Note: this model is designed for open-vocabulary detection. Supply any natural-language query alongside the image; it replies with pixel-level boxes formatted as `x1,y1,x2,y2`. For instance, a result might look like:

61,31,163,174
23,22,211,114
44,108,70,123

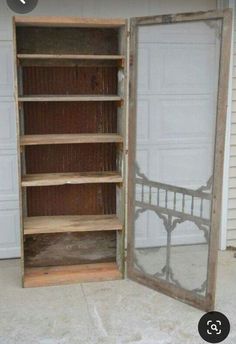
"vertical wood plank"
207,8,233,310
116,21,128,276
13,17,24,286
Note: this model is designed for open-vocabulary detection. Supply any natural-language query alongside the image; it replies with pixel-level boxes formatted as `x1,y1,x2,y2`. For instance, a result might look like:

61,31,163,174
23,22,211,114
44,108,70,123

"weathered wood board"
24,231,116,267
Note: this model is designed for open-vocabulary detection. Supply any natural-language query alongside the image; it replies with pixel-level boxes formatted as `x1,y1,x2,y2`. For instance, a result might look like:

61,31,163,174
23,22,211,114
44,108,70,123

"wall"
0,0,217,258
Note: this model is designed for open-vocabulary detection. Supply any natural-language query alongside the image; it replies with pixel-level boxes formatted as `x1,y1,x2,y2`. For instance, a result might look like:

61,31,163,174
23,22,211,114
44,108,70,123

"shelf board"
24,214,123,235
24,262,122,287
20,133,123,146
17,53,125,60
14,16,126,28
18,95,122,102
21,171,123,187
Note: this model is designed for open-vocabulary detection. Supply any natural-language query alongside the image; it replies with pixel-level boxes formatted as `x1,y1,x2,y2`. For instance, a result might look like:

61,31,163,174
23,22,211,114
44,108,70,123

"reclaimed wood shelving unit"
14,16,127,287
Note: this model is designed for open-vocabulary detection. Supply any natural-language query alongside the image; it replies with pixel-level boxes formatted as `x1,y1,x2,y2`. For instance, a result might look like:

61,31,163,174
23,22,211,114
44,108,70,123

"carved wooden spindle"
165,189,168,208
200,198,203,217
182,194,185,212
174,192,176,210
191,196,194,215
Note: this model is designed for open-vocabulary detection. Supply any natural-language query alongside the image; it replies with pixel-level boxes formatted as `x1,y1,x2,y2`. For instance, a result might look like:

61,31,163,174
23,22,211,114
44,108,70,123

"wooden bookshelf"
14,17,127,288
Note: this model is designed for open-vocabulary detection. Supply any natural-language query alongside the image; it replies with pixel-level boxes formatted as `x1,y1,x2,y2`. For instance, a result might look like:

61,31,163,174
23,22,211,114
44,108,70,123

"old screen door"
127,10,232,310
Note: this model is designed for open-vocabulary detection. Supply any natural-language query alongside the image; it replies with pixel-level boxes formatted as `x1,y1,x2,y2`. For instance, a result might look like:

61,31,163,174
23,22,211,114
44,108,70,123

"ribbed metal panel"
22,66,117,95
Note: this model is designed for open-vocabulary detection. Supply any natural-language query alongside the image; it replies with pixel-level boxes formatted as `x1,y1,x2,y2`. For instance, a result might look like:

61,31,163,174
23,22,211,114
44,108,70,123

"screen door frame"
127,9,232,311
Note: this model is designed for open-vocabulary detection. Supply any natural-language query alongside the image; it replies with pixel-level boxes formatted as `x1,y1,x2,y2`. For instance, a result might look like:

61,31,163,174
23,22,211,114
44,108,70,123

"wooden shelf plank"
15,16,126,28
24,215,123,235
18,95,122,102
21,171,123,187
24,262,122,287
18,54,125,60
20,133,123,146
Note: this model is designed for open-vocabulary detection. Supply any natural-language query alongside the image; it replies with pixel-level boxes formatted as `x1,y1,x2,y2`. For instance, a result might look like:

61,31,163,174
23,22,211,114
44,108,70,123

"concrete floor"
0,251,235,344
135,244,208,293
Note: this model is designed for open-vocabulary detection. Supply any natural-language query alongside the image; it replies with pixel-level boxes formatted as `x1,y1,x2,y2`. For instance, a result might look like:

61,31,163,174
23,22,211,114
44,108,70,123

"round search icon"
211,324,218,332
6,0,38,14
198,311,230,343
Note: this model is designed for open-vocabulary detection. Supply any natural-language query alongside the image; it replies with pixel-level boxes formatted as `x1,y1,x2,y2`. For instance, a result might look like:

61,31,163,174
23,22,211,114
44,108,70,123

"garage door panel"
0,202,20,259
0,150,19,201
0,42,14,97
138,40,219,95
0,102,16,150
138,21,218,44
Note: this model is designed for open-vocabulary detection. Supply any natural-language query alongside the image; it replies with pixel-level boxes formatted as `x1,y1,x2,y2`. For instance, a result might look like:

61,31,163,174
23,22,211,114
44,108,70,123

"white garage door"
135,20,220,248
0,29,20,258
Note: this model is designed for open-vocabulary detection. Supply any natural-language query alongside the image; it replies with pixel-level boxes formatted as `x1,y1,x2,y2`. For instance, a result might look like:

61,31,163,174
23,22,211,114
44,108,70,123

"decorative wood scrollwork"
134,163,211,294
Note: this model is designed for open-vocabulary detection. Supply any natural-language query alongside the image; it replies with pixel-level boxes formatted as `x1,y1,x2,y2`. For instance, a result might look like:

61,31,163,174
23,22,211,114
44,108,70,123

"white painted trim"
220,0,234,250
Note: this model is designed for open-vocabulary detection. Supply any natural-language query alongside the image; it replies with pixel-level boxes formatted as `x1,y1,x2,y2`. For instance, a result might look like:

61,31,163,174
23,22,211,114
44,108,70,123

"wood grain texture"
15,16,126,27
24,215,123,235
127,16,138,293
133,9,229,26
13,17,25,284
20,134,123,145
18,54,125,60
22,171,122,187
24,262,122,288
115,24,128,276
18,95,122,102
207,9,233,311
24,231,116,267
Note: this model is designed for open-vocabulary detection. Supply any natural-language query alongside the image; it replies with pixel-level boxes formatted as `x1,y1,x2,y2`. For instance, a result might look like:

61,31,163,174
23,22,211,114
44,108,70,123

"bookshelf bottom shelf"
24,262,122,287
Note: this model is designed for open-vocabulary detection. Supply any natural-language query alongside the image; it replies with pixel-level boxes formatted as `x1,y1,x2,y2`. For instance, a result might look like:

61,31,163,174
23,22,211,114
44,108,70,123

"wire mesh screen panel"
128,11,232,310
